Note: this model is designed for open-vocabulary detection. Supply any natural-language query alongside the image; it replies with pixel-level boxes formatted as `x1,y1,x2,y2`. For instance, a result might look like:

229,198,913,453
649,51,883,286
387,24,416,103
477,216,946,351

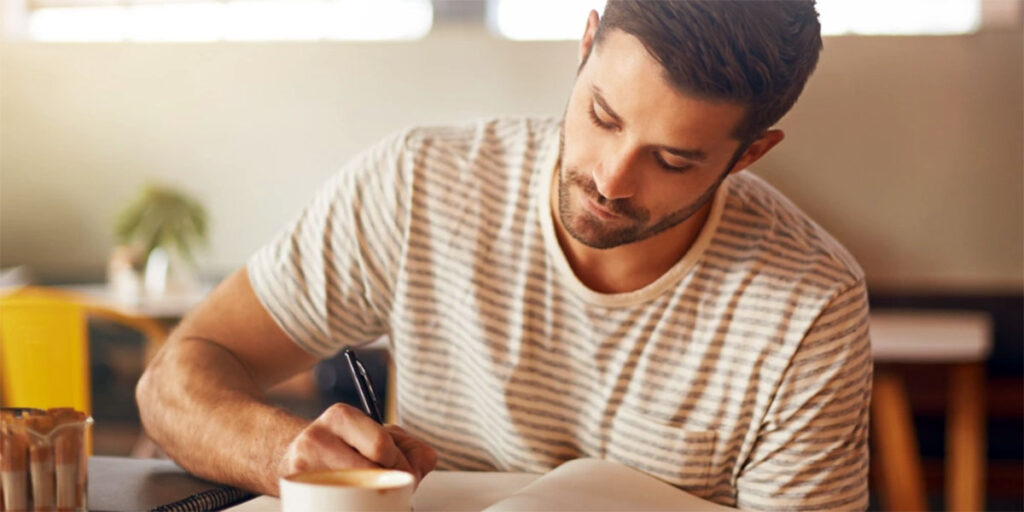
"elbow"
135,348,170,443
135,364,155,422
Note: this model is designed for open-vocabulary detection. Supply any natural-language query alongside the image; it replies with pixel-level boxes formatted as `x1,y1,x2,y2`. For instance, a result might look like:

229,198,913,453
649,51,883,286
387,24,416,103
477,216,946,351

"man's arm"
136,268,436,496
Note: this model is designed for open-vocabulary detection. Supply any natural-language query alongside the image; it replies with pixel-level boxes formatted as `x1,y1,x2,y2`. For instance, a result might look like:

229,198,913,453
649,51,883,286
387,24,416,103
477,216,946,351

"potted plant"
113,185,208,297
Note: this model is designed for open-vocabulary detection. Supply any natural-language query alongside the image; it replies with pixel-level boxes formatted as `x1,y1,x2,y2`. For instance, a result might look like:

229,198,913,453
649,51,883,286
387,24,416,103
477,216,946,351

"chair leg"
872,369,928,511
946,362,985,511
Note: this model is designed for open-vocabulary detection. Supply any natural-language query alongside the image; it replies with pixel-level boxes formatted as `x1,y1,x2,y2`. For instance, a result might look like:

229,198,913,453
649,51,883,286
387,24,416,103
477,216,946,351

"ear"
729,129,785,174
579,10,601,65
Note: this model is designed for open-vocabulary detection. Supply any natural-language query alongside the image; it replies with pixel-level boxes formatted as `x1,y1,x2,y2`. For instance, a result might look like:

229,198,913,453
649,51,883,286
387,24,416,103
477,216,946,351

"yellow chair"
0,286,168,451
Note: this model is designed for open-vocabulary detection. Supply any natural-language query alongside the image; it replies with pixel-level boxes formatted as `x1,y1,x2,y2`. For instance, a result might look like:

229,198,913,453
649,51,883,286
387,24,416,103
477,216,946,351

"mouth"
581,194,621,220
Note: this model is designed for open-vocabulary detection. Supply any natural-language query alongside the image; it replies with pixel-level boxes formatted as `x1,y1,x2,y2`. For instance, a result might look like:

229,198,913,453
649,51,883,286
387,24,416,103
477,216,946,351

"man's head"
558,0,821,250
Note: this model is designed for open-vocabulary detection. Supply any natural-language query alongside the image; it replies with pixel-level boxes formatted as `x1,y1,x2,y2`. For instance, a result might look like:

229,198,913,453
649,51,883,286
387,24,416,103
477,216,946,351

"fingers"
318,404,416,476
277,403,416,483
277,420,380,481
283,423,380,473
385,424,438,482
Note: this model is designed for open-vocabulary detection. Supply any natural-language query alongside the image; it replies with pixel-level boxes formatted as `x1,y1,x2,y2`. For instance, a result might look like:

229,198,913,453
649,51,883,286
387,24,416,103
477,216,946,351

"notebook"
482,458,732,511
89,456,254,512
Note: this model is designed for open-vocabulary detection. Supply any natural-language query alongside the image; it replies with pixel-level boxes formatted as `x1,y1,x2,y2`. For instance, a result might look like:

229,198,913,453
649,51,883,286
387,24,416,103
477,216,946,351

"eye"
587,103,615,130
654,152,693,173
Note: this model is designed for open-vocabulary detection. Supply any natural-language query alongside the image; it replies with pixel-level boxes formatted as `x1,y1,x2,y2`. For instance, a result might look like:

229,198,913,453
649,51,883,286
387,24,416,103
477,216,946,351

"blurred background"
0,0,1021,510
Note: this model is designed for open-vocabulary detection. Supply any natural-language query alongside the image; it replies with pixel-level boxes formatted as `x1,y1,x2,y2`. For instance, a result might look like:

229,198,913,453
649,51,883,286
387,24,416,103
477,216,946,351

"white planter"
143,247,199,297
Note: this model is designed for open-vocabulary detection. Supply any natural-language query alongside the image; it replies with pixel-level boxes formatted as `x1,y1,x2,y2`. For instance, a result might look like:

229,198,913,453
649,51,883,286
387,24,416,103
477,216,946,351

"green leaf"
114,184,209,262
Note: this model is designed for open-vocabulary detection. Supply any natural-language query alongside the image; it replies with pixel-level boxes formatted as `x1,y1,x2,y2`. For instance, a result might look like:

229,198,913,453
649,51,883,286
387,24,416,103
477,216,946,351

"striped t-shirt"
249,117,871,510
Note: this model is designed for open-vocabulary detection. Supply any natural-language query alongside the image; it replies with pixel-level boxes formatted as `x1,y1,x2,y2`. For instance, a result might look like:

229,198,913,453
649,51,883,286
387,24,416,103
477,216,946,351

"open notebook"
227,457,733,511
481,458,732,512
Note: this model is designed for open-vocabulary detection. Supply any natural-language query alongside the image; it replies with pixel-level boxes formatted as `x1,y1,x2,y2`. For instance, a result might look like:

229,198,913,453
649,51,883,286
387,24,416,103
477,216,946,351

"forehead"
586,30,746,146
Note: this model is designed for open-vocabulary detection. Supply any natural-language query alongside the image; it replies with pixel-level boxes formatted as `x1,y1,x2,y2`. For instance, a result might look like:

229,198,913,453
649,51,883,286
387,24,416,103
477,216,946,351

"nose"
593,146,639,200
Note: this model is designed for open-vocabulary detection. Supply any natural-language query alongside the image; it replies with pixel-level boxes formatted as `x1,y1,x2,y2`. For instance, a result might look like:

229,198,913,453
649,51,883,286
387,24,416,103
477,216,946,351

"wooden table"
57,283,213,319
87,456,540,511
87,456,732,511
870,310,992,511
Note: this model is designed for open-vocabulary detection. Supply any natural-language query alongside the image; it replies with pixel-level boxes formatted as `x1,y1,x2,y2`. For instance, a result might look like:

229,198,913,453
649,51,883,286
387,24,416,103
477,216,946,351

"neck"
549,170,713,295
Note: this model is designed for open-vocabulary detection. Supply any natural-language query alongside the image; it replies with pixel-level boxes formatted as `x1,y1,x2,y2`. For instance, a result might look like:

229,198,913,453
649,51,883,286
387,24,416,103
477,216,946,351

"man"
137,1,871,509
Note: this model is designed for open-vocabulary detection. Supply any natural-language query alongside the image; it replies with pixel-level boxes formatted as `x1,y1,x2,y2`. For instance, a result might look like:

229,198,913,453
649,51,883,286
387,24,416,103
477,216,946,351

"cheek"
562,113,601,172
647,173,717,211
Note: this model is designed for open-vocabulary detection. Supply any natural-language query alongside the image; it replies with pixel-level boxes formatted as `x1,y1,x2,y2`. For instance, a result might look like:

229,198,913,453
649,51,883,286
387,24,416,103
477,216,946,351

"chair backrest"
0,286,169,414
0,287,92,414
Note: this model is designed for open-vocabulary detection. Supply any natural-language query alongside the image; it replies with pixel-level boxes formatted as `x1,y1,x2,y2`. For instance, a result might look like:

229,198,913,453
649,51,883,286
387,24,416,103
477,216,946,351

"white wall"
1,26,1021,293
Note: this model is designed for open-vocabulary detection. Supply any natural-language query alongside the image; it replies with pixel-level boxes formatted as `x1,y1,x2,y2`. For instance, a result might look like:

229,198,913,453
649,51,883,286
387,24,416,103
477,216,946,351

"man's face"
558,29,749,250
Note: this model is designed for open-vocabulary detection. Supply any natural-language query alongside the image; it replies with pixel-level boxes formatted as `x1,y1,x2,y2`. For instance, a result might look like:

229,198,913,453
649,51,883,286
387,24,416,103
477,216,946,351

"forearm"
136,336,307,495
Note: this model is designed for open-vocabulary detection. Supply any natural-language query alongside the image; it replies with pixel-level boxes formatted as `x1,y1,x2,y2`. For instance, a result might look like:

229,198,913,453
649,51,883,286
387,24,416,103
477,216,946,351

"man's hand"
278,403,438,484
137,269,437,496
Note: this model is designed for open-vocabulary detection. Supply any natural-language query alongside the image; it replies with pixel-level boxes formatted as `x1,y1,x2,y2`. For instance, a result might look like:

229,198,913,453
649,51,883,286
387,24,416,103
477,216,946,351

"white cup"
280,469,415,512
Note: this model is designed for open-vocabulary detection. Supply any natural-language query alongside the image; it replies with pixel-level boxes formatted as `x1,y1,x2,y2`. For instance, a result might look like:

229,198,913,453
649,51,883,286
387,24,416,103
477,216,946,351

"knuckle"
367,430,390,460
323,403,356,423
294,434,317,453
278,451,307,478
290,458,309,473
291,427,330,457
424,445,439,468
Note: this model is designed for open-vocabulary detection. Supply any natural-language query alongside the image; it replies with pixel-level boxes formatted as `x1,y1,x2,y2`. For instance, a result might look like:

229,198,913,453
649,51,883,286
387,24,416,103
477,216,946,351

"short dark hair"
593,0,822,142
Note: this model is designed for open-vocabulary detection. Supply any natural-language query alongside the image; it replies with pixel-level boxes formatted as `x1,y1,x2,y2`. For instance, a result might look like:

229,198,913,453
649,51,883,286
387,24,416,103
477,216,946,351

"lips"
581,195,620,220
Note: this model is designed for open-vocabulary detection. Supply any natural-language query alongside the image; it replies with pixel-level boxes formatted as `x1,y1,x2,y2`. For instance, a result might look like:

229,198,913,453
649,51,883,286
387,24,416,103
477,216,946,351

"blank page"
483,459,734,512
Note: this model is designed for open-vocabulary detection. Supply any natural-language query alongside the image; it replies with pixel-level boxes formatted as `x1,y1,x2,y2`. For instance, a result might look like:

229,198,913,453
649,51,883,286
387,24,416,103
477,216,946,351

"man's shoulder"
390,117,561,187
400,116,561,154
719,171,865,289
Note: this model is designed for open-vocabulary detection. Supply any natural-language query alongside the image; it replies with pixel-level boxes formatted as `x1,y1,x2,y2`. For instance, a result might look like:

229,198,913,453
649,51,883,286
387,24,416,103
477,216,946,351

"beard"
555,129,732,250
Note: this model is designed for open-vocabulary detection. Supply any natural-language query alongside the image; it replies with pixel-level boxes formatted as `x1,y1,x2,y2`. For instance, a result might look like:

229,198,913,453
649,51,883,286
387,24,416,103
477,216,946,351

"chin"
563,212,639,250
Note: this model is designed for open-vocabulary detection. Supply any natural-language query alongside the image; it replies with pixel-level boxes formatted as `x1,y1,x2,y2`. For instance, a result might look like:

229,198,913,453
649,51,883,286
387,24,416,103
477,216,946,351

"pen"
341,346,384,424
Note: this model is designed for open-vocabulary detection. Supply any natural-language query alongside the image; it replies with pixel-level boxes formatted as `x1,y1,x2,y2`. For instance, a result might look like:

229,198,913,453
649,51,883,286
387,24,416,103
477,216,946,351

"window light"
488,0,604,41
27,0,434,42
812,0,980,36
30,6,130,42
490,0,984,40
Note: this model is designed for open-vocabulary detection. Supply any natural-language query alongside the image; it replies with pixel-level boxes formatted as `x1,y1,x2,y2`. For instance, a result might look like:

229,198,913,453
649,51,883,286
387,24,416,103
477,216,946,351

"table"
869,310,992,511
89,456,246,511
87,456,733,511
87,456,540,511
58,282,213,318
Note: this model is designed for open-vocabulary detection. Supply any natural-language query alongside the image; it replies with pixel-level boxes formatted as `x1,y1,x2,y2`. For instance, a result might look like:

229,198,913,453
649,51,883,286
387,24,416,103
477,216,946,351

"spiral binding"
150,486,255,512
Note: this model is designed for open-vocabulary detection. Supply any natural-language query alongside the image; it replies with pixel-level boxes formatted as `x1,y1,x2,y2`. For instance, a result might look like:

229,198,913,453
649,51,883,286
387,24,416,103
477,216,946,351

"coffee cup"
280,468,414,512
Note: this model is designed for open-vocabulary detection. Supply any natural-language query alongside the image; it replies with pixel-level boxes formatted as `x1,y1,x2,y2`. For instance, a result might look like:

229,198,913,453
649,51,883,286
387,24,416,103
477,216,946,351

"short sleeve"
247,130,411,358
735,281,873,511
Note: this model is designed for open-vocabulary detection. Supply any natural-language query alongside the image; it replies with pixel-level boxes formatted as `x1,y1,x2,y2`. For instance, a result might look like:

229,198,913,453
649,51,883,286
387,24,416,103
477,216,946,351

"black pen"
342,346,384,424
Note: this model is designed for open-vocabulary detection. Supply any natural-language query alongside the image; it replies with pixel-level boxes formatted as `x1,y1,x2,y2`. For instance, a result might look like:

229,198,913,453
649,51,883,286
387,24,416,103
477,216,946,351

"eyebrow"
659,145,708,162
591,85,709,163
